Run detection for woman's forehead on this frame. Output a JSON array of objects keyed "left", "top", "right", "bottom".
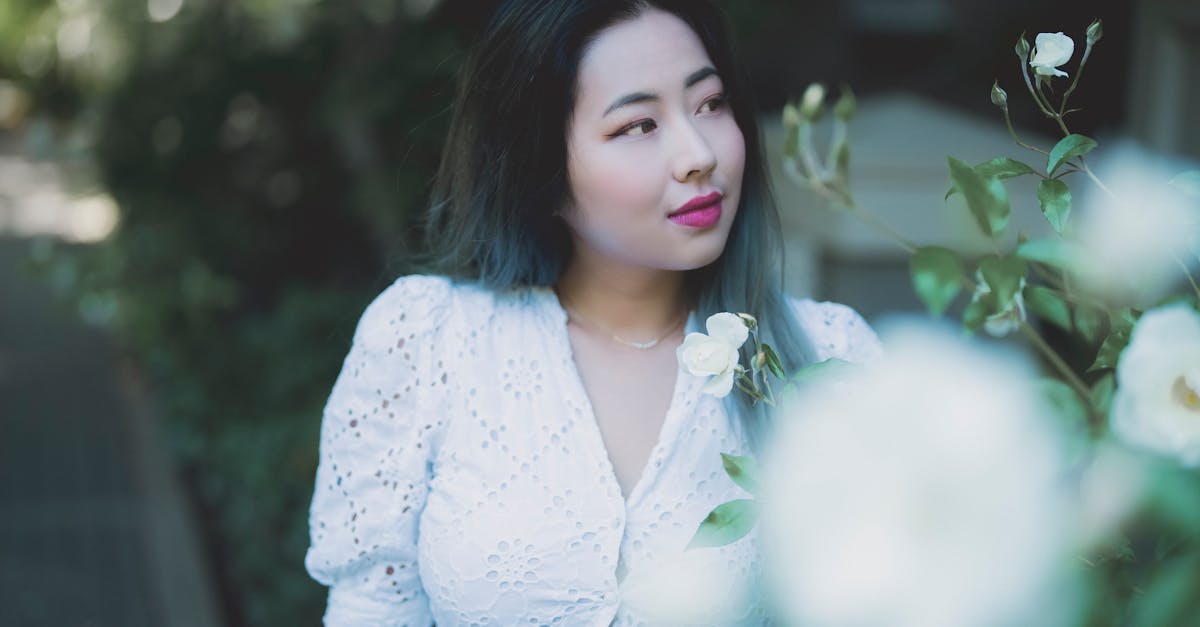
[{"left": 574, "top": 9, "right": 717, "bottom": 117}]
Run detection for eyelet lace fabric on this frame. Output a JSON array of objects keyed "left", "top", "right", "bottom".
[{"left": 305, "top": 275, "right": 882, "bottom": 626}]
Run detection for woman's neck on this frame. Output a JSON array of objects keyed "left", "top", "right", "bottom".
[{"left": 554, "top": 254, "right": 689, "bottom": 339}]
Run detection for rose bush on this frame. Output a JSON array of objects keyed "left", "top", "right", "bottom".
[{"left": 740, "top": 16, "right": 1200, "bottom": 626}]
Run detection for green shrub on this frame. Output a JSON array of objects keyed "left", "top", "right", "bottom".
[{"left": 27, "top": 2, "right": 466, "bottom": 623}]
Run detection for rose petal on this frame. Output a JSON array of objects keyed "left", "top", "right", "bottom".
[
  {"left": 700, "top": 369, "right": 736, "bottom": 397},
  {"left": 1032, "top": 64, "right": 1069, "bottom": 78},
  {"left": 678, "top": 333, "right": 734, "bottom": 377},
  {"left": 1033, "top": 32, "right": 1074, "bottom": 67},
  {"left": 705, "top": 312, "right": 750, "bottom": 349}
]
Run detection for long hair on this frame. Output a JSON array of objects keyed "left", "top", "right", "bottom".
[{"left": 420, "top": 0, "right": 816, "bottom": 450}]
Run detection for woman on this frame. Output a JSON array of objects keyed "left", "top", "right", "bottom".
[{"left": 304, "top": 1, "right": 881, "bottom": 624}]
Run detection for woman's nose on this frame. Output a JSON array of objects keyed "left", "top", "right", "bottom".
[{"left": 672, "top": 122, "right": 718, "bottom": 182}]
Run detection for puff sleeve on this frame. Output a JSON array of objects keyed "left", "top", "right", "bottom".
[
  {"left": 304, "top": 275, "right": 453, "bottom": 626},
  {"left": 790, "top": 298, "right": 883, "bottom": 364}
]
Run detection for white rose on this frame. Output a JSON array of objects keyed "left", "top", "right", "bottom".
[
  {"left": 1029, "top": 32, "right": 1074, "bottom": 77},
  {"left": 619, "top": 548, "right": 751, "bottom": 625},
  {"left": 1074, "top": 141, "right": 1200, "bottom": 306},
  {"left": 676, "top": 312, "right": 751, "bottom": 398},
  {"left": 759, "top": 320, "right": 1075, "bottom": 627},
  {"left": 1111, "top": 304, "right": 1200, "bottom": 467}
]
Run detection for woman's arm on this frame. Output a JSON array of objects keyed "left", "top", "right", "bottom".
[{"left": 304, "top": 275, "right": 452, "bottom": 626}]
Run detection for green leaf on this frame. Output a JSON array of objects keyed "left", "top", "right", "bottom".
[
  {"left": 948, "top": 156, "right": 1011, "bottom": 236},
  {"left": 687, "top": 499, "right": 758, "bottom": 549},
  {"left": 977, "top": 156, "right": 1037, "bottom": 179},
  {"left": 832, "top": 140, "right": 851, "bottom": 184},
  {"left": 1110, "top": 308, "right": 1139, "bottom": 334},
  {"left": 962, "top": 295, "right": 990, "bottom": 332},
  {"left": 1016, "top": 239, "right": 1085, "bottom": 272},
  {"left": 834, "top": 86, "right": 856, "bottom": 122},
  {"left": 1036, "top": 178, "right": 1072, "bottom": 234},
  {"left": 791, "top": 357, "right": 855, "bottom": 383},
  {"left": 1037, "top": 378, "right": 1089, "bottom": 463},
  {"left": 1090, "top": 373, "right": 1115, "bottom": 417},
  {"left": 945, "top": 157, "right": 1037, "bottom": 200},
  {"left": 978, "top": 255, "right": 1027, "bottom": 311},
  {"left": 1038, "top": 377, "right": 1088, "bottom": 425},
  {"left": 1084, "top": 310, "right": 1139, "bottom": 372},
  {"left": 1024, "top": 285, "right": 1072, "bottom": 331},
  {"left": 1088, "top": 327, "right": 1132, "bottom": 372},
  {"left": 720, "top": 453, "right": 759, "bottom": 495},
  {"left": 910, "top": 246, "right": 964, "bottom": 316},
  {"left": 761, "top": 344, "right": 786, "bottom": 380},
  {"left": 983, "top": 176, "right": 1011, "bottom": 235},
  {"left": 1074, "top": 305, "right": 1105, "bottom": 344},
  {"left": 783, "top": 127, "right": 800, "bottom": 159},
  {"left": 1047, "top": 134, "right": 1098, "bottom": 175},
  {"left": 1169, "top": 170, "right": 1200, "bottom": 197}
]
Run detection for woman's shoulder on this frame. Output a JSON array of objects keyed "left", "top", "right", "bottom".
[
  {"left": 356, "top": 274, "right": 456, "bottom": 334},
  {"left": 359, "top": 274, "right": 541, "bottom": 336},
  {"left": 785, "top": 296, "right": 883, "bottom": 364}
]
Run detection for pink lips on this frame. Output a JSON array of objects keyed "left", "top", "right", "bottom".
[{"left": 668, "top": 192, "right": 723, "bottom": 228}]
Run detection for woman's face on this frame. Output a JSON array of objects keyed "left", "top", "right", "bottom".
[{"left": 561, "top": 7, "right": 745, "bottom": 273}]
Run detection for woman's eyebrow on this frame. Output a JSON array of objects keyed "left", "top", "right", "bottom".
[{"left": 601, "top": 66, "right": 720, "bottom": 117}]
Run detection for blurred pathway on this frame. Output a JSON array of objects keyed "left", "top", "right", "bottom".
[{"left": 0, "top": 158, "right": 223, "bottom": 626}]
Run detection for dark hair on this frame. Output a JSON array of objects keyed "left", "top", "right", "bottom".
[{"left": 420, "top": 0, "right": 816, "bottom": 449}]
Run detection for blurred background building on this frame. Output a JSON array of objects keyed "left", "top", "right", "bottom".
[{"left": 0, "top": 0, "right": 1190, "bottom": 624}]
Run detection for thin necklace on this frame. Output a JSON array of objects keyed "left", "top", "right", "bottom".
[{"left": 562, "top": 300, "right": 687, "bottom": 350}]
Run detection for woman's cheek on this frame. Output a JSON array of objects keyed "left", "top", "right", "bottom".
[
  {"left": 587, "top": 150, "right": 662, "bottom": 212},
  {"left": 721, "top": 123, "right": 746, "bottom": 178}
]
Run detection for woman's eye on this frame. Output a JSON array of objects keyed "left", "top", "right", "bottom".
[
  {"left": 699, "top": 95, "right": 727, "bottom": 114},
  {"left": 619, "top": 120, "right": 657, "bottom": 137}
]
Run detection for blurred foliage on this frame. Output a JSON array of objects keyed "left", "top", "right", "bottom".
[{"left": 6, "top": 0, "right": 468, "bottom": 623}]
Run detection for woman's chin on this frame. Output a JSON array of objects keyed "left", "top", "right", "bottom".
[{"left": 662, "top": 241, "right": 731, "bottom": 272}]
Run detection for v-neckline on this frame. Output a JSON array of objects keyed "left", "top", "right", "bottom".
[{"left": 537, "top": 286, "right": 697, "bottom": 513}]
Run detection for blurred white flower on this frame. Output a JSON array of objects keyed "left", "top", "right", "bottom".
[
  {"left": 619, "top": 548, "right": 751, "bottom": 626},
  {"left": 1074, "top": 142, "right": 1200, "bottom": 305},
  {"left": 147, "top": 0, "right": 184, "bottom": 23},
  {"left": 758, "top": 320, "right": 1076, "bottom": 627},
  {"left": 677, "top": 312, "right": 750, "bottom": 397},
  {"left": 1030, "top": 32, "right": 1074, "bottom": 77},
  {"left": 1111, "top": 304, "right": 1200, "bottom": 467}
]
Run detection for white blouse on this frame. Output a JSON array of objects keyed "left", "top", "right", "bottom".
[{"left": 304, "top": 275, "right": 881, "bottom": 626}]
